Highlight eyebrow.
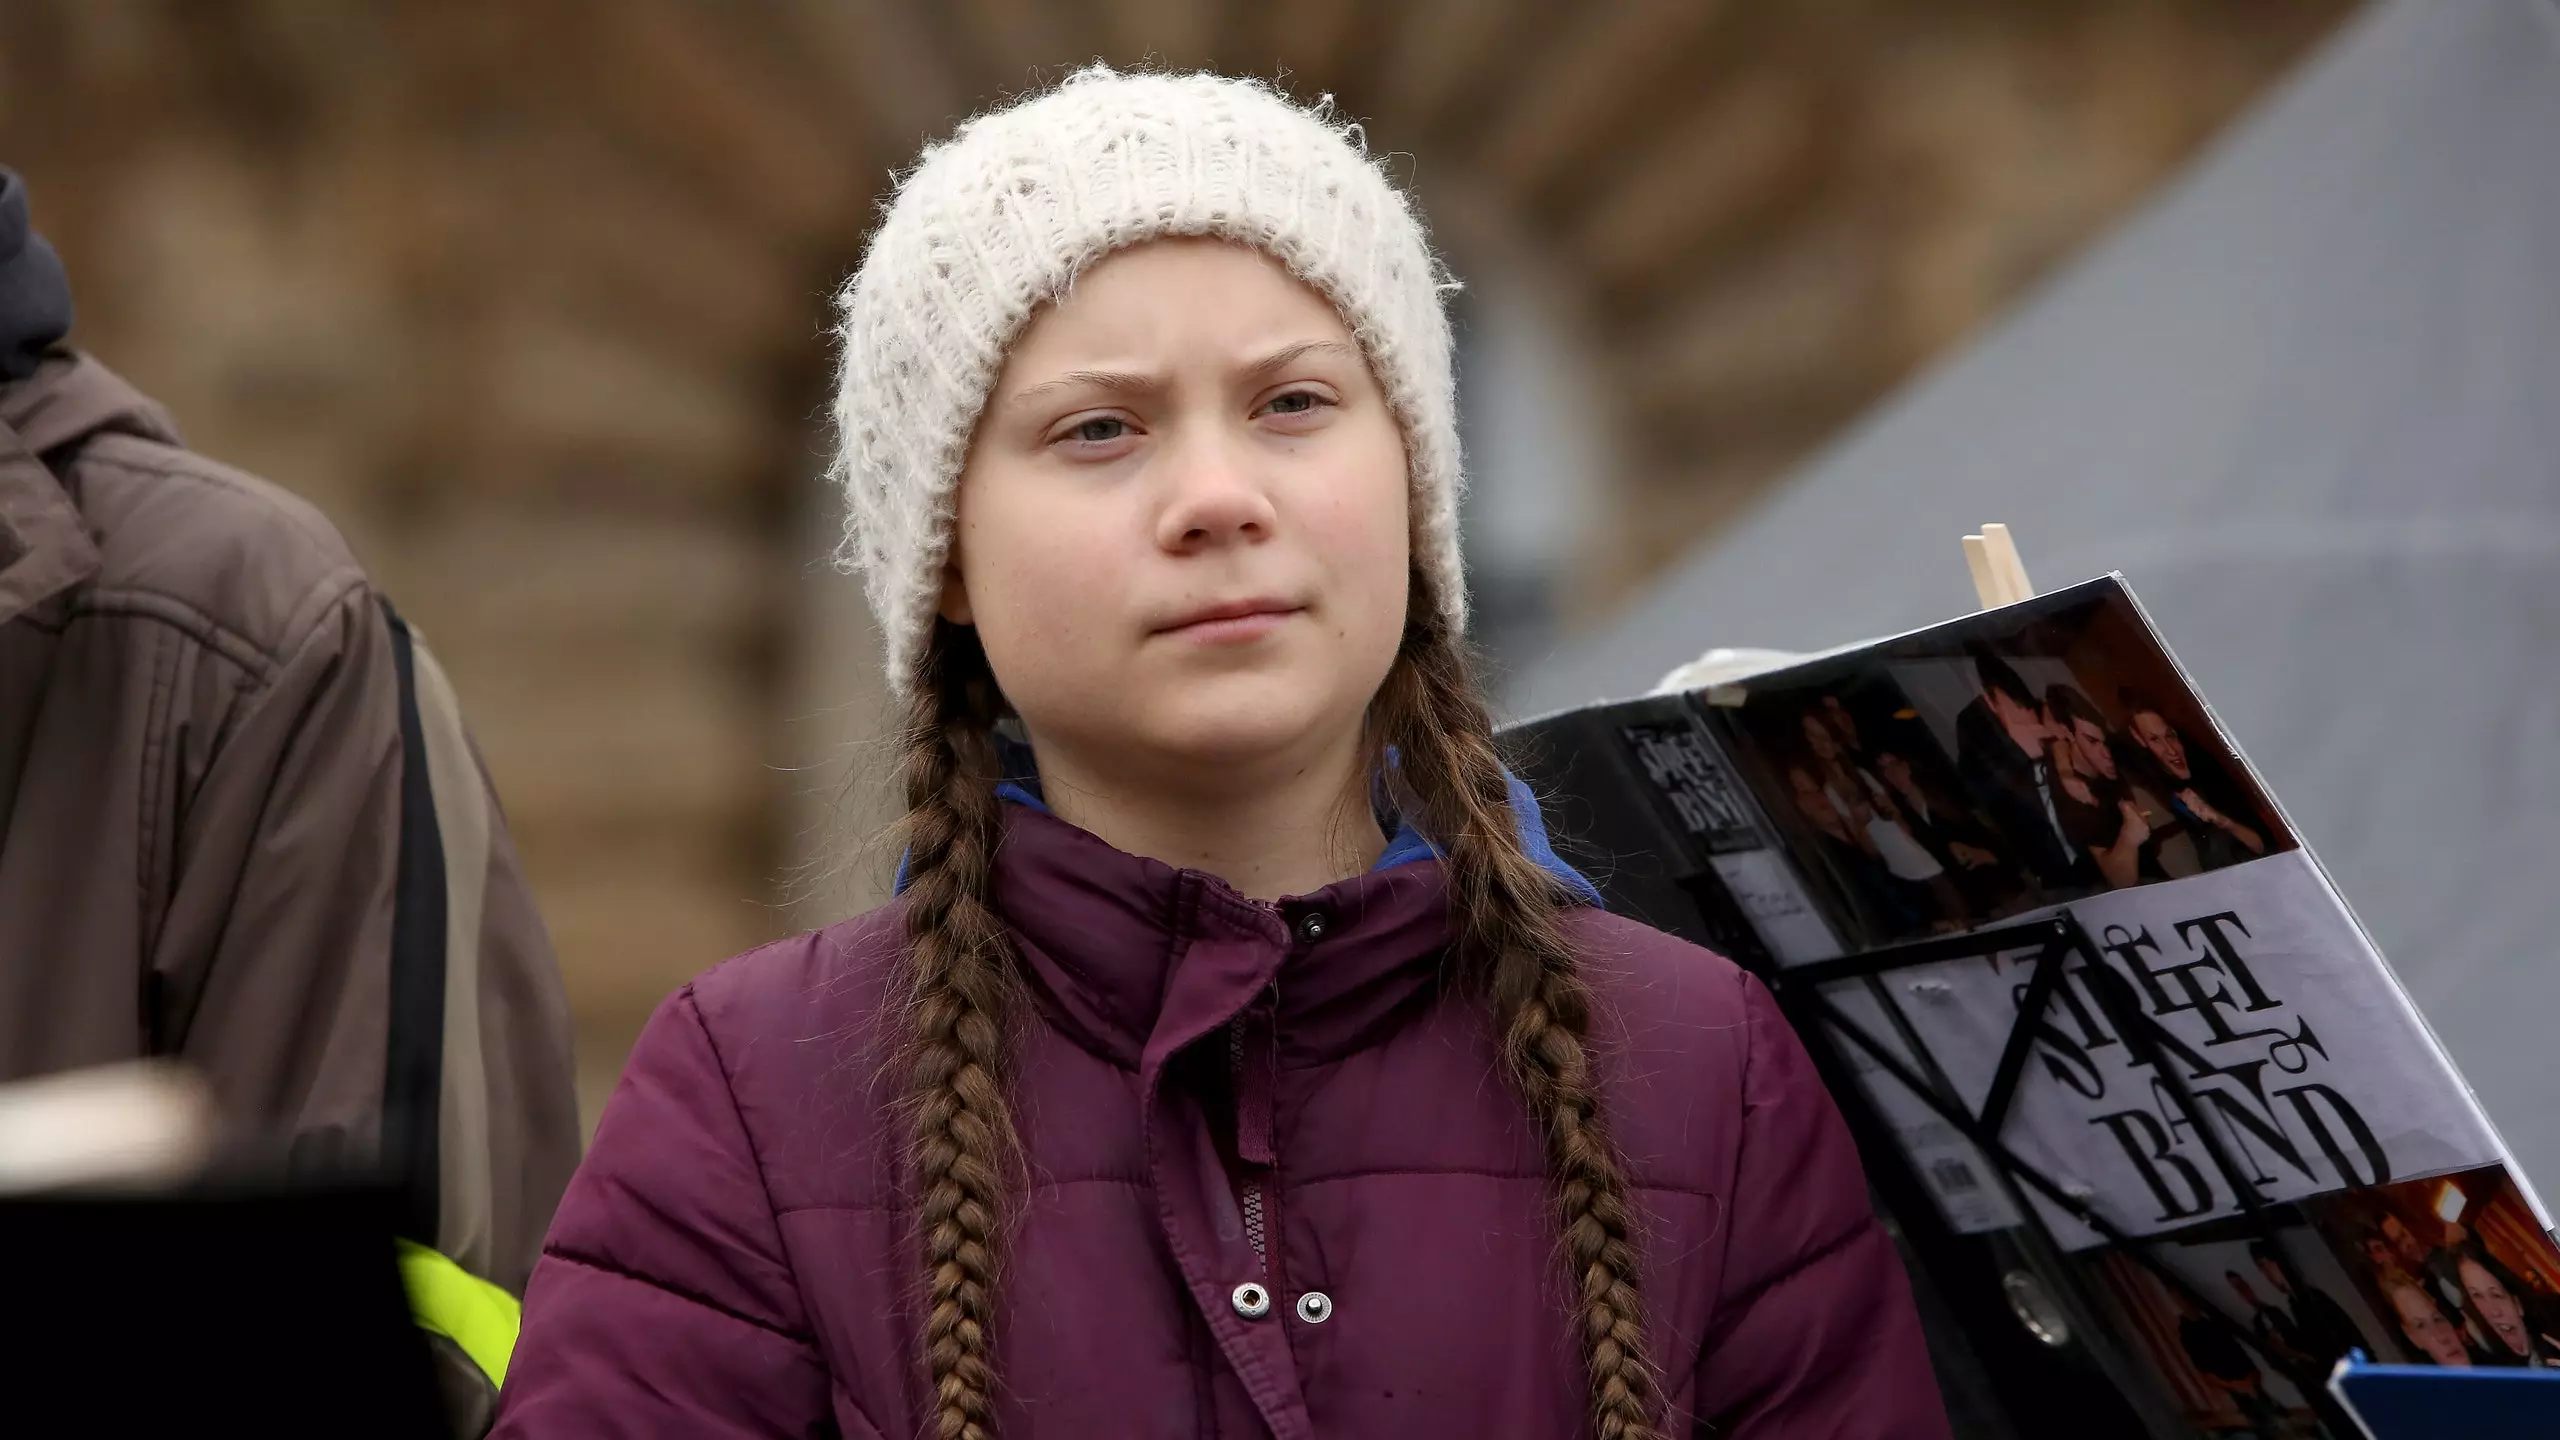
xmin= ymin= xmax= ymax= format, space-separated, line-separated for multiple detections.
xmin=1242 ymin=339 xmax=1361 ymax=379
xmin=1004 ymin=339 xmax=1362 ymax=409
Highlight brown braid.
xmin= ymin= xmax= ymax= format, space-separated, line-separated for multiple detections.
xmin=895 ymin=622 xmax=1023 ymax=1440
xmin=1375 ymin=599 xmax=1664 ymax=1440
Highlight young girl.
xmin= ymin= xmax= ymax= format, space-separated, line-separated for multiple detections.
xmin=495 ymin=68 xmax=1942 ymax=1439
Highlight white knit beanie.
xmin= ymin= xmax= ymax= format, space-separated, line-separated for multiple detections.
xmin=829 ymin=65 xmax=1466 ymax=697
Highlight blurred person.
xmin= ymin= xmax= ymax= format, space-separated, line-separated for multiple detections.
xmin=2043 ymin=684 xmax=2155 ymax=890
xmin=1819 ymin=692 xmax=1864 ymax=756
xmin=1872 ymin=748 xmax=2002 ymax=872
xmin=2048 ymin=682 xmax=2200 ymax=879
xmin=1952 ymin=648 xmax=2095 ymax=892
xmin=2358 ymin=1225 xmax=2397 ymax=1276
xmin=1798 ymin=706 xmax=1960 ymax=926
xmin=2048 ymin=681 xmax=2191 ymax=876
xmin=2381 ymin=1269 xmax=2485 ymax=1367
xmin=494 ymin=70 xmax=1944 ymax=1439
xmin=2381 ymin=1209 xmax=2471 ymax=1320
xmin=0 ymin=168 xmax=577 ymax=1430
xmin=2225 ymin=1268 xmax=2316 ymax=1372
xmin=1873 ymin=744 xmax=2015 ymax=907
xmin=2047 ymin=713 xmax=2147 ymax=891
xmin=2251 ymin=1239 xmax=2367 ymax=1368
xmin=2354 ymin=1222 xmax=2427 ymax=1332
xmin=2457 ymin=1246 xmax=2560 ymax=1366
xmin=2172 ymin=1285 xmax=2285 ymax=1437
xmin=2117 ymin=689 xmax=2268 ymax=870
xmin=1789 ymin=761 xmax=1927 ymax=940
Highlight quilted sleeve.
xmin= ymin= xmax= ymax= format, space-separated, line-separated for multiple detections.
xmin=1691 ymin=974 xmax=1951 ymax=1439
xmin=492 ymin=985 xmax=834 ymax=1438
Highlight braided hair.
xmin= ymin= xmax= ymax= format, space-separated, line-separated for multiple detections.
xmin=889 ymin=589 xmax=1658 ymax=1439
xmin=894 ymin=624 xmax=1020 ymax=1440
xmin=1375 ymin=601 xmax=1660 ymax=1438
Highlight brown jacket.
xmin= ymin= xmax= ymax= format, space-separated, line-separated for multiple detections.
xmin=0 ymin=353 xmax=577 ymax=1297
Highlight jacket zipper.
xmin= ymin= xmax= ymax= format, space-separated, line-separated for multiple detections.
xmin=1235 ymin=893 xmax=1287 ymax=1285
xmin=1231 ymin=1014 xmax=1269 ymax=1268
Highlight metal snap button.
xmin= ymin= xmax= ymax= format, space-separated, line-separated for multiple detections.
xmin=1231 ymin=1281 xmax=1272 ymax=1320
xmin=1295 ymin=1290 xmax=1333 ymax=1324
xmin=1293 ymin=910 xmax=1329 ymax=945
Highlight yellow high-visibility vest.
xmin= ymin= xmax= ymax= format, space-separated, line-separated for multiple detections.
xmin=395 ymin=1239 xmax=521 ymax=1389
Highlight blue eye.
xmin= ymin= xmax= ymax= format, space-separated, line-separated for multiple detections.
xmin=1070 ymin=417 xmax=1126 ymax=443
xmin=1265 ymin=391 xmax=1317 ymax=415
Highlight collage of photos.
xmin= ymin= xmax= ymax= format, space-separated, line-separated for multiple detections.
xmin=1639 ymin=577 xmax=2560 ymax=1431
xmin=1702 ymin=579 xmax=2297 ymax=953
xmin=2301 ymin=1164 xmax=2560 ymax=1372
xmin=2080 ymin=1164 xmax=2560 ymax=1438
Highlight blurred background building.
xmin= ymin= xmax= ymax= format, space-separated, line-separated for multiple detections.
xmin=0 ymin=0 xmax=2353 ymax=1128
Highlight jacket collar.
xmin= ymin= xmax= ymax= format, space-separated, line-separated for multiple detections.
xmin=983 ymin=772 xmax=1599 ymax=1070
xmin=0 ymin=354 xmax=179 ymax=628
xmin=992 ymin=804 xmax=1467 ymax=1070
xmin=984 ymin=734 xmax=1601 ymax=906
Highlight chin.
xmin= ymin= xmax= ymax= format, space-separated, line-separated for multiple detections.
xmin=1128 ymin=675 xmax=1353 ymax=769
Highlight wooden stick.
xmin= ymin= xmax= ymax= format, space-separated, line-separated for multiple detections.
xmin=1963 ymin=534 xmax=2004 ymax=609
xmin=1981 ymin=522 xmax=2034 ymax=603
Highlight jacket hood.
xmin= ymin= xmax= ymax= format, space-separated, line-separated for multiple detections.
xmin=0 ymin=358 xmax=186 ymax=630
xmin=0 ymin=171 xmax=72 ymax=382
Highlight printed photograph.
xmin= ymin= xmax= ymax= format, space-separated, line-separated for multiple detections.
xmin=2079 ymin=1208 xmax=2391 ymax=1439
xmin=2084 ymin=1242 xmax=2333 ymax=1439
xmin=2301 ymin=1163 xmax=2560 ymax=1370
xmin=2148 ymin=1215 xmax=2395 ymax=1370
xmin=1701 ymin=576 xmax=2297 ymax=950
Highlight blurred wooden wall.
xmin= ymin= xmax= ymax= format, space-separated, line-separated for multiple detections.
xmin=0 ymin=0 xmax=2350 ymax=1126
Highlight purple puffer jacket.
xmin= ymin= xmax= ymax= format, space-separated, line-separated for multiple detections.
xmin=495 ymin=805 xmax=1948 ymax=1437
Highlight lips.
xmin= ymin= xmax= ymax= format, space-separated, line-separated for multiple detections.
xmin=1153 ymin=596 xmax=1304 ymax=641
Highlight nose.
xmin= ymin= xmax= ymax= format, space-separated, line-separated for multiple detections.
xmin=1153 ymin=427 xmax=1277 ymax=553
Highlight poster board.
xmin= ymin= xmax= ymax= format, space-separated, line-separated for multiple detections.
xmin=1505 ymin=574 xmax=2560 ymax=1438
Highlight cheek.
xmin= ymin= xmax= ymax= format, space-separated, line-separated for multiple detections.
xmin=953 ymin=482 xmax=1124 ymax=676
xmin=1303 ymin=441 xmax=1413 ymax=629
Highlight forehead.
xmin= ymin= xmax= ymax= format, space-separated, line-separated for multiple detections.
xmin=1005 ymin=238 xmax=1355 ymax=369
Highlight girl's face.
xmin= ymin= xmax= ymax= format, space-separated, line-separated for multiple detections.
xmin=2391 ymin=1282 xmax=2474 ymax=1366
xmin=1801 ymin=714 xmax=1838 ymax=763
xmin=2461 ymin=1257 xmax=2529 ymax=1352
xmin=945 ymin=239 xmax=1411 ymax=784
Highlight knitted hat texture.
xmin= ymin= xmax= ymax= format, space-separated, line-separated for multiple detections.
xmin=829 ymin=65 xmax=1466 ymax=696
